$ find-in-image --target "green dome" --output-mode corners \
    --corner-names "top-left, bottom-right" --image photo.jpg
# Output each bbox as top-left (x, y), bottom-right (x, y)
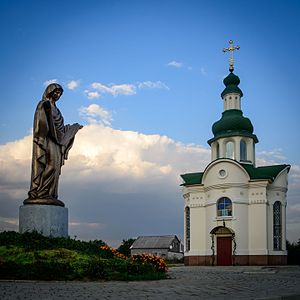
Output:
top-left (221, 72), bottom-right (243, 98)
top-left (211, 109), bottom-right (258, 143)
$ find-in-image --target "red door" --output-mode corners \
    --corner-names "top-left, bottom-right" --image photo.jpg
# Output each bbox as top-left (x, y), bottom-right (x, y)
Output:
top-left (217, 237), bottom-right (232, 266)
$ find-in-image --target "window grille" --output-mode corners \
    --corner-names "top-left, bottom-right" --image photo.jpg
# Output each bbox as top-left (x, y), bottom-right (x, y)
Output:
top-left (273, 201), bottom-right (282, 250)
top-left (185, 207), bottom-right (190, 251)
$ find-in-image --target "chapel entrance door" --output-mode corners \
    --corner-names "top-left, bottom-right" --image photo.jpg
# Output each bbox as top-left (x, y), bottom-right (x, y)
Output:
top-left (217, 236), bottom-right (232, 266)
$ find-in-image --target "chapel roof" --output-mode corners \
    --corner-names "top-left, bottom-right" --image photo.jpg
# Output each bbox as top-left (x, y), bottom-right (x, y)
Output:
top-left (208, 109), bottom-right (258, 145)
top-left (180, 162), bottom-right (290, 186)
top-left (221, 71), bottom-right (243, 98)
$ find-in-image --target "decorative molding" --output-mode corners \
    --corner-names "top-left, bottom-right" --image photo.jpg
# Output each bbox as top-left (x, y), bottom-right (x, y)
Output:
top-left (183, 193), bottom-right (190, 199)
top-left (204, 183), bottom-right (249, 191)
top-left (214, 216), bottom-right (236, 221)
top-left (190, 203), bottom-right (205, 208)
top-left (249, 199), bottom-right (267, 204)
top-left (267, 186), bottom-right (288, 193)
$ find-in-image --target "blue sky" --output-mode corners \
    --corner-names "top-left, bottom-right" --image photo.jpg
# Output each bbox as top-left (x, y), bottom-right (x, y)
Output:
top-left (0, 0), bottom-right (299, 245)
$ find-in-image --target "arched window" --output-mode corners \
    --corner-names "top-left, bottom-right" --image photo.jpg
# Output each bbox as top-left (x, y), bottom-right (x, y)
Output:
top-left (225, 141), bottom-right (234, 159)
top-left (216, 143), bottom-right (220, 159)
top-left (240, 140), bottom-right (247, 161)
top-left (217, 197), bottom-right (232, 217)
top-left (185, 207), bottom-right (190, 251)
top-left (273, 201), bottom-right (282, 250)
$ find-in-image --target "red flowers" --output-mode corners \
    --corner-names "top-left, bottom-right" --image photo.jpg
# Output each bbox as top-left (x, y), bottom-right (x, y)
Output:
top-left (98, 245), bottom-right (167, 272)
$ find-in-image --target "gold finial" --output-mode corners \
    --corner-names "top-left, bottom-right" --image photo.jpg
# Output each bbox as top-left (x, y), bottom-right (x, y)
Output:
top-left (223, 40), bottom-right (240, 72)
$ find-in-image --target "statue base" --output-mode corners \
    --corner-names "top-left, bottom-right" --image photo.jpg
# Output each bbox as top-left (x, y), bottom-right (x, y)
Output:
top-left (19, 204), bottom-right (68, 237)
top-left (23, 198), bottom-right (65, 207)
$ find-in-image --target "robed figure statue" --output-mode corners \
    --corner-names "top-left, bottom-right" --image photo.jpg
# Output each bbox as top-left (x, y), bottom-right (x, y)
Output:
top-left (24, 83), bottom-right (82, 207)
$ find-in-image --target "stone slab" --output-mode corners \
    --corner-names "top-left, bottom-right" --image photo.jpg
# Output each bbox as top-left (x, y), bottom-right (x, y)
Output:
top-left (1, 266), bottom-right (300, 299)
top-left (19, 204), bottom-right (68, 237)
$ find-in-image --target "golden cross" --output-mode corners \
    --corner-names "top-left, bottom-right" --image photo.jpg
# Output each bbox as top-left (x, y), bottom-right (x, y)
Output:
top-left (223, 40), bottom-right (240, 72)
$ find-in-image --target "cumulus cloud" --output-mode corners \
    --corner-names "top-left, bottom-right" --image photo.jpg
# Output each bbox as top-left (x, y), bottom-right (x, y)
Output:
top-left (137, 81), bottom-right (169, 90)
top-left (0, 125), bottom-right (210, 245)
top-left (257, 149), bottom-right (288, 164)
top-left (0, 127), bottom-right (299, 245)
top-left (67, 80), bottom-right (80, 90)
top-left (79, 104), bottom-right (112, 126)
top-left (167, 61), bottom-right (183, 68)
top-left (84, 81), bottom-right (169, 99)
top-left (91, 82), bottom-right (136, 97)
top-left (84, 90), bottom-right (101, 99)
top-left (43, 79), bottom-right (58, 86)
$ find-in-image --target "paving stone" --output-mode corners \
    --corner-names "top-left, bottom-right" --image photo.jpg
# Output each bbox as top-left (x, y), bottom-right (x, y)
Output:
top-left (0, 266), bottom-right (300, 299)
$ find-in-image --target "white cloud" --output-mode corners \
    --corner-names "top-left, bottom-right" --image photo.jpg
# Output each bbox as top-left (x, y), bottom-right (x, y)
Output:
top-left (0, 127), bottom-right (299, 244)
top-left (84, 90), bottom-right (101, 99)
top-left (137, 81), bottom-right (169, 90)
top-left (167, 61), bottom-right (183, 68)
top-left (257, 149), bottom-right (288, 166)
top-left (67, 80), bottom-right (80, 90)
top-left (200, 67), bottom-right (207, 76)
top-left (43, 79), bottom-right (58, 86)
top-left (0, 125), bottom-right (210, 244)
top-left (91, 82), bottom-right (136, 97)
top-left (79, 104), bottom-right (112, 126)
top-left (84, 81), bottom-right (169, 99)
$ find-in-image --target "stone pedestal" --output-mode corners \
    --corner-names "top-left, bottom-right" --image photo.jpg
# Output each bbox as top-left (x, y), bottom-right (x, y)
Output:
top-left (19, 204), bottom-right (68, 237)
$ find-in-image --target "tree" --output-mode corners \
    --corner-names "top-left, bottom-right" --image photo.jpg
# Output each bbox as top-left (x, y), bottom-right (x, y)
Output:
top-left (287, 239), bottom-right (300, 265)
top-left (117, 238), bottom-right (136, 257)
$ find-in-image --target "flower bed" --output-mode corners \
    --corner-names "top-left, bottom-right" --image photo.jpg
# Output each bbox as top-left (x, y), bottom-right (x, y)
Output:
top-left (0, 231), bottom-right (167, 281)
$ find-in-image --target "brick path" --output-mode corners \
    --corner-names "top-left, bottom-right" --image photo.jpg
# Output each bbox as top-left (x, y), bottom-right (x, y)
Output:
top-left (1, 265), bottom-right (300, 299)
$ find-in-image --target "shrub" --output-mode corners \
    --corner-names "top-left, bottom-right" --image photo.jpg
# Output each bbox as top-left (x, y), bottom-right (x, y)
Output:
top-left (86, 257), bottom-right (108, 279)
top-left (287, 240), bottom-right (300, 265)
top-left (117, 238), bottom-right (136, 257)
top-left (0, 231), bottom-right (105, 255)
top-left (0, 259), bottom-right (74, 280)
top-left (131, 254), bottom-right (167, 273)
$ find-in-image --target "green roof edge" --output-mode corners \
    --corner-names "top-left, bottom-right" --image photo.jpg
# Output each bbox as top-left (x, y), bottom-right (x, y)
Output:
top-left (207, 131), bottom-right (259, 145)
top-left (180, 160), bottom-right (290, 186)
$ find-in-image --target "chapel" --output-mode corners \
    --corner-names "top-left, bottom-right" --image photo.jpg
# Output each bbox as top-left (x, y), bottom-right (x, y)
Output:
top-left (180, 41), bottom-right (290, 266)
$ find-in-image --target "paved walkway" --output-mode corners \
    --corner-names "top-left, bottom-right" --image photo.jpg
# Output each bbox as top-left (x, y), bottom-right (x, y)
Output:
top-left (1, 265), bottom-right (300, 299)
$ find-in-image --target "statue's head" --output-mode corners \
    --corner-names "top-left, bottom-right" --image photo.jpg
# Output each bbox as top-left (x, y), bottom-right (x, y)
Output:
top-left (43, 83), bottom-right (64, 101)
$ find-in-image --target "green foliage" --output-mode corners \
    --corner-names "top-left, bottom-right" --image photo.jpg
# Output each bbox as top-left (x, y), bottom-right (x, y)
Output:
top-left (86, 257), bottom-right (108, 279)
top-left (287, 240), bottom-right (300, 265)
top-left (0, 259), bottom-right (74, 280)
top-left (0, 231), bottom-right (167, 281)
top-left (0, 230), bottom-right (105, 254)
top-left (117, 238), bottom-right (136, 257)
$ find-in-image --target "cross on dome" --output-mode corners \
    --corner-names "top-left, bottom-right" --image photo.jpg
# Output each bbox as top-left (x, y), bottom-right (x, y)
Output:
top-left (223, 40), bottom-right (240, 72)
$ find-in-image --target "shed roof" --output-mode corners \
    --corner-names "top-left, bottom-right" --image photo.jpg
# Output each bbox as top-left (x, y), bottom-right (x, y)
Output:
top-left (131, 235), bottom-right (179, 249)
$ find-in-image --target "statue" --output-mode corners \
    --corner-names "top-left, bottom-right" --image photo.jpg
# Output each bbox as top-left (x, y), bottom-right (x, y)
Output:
top-left (24, 83), bottom-right (83, 207)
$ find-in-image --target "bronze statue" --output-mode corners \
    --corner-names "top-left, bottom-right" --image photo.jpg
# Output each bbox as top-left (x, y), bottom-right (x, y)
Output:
top-left (24, 83), bottom-right (83, 207)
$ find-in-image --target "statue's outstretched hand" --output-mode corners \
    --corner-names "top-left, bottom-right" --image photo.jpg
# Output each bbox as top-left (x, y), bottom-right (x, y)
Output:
top-left (73, 123), bottom-right (83, 129)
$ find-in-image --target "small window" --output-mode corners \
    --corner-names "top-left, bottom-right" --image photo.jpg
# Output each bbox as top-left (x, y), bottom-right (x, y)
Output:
top-left (273, 201), bottom-right (282, 250)
top-left (219, 169), bottom-right (226, 178)
top-left (225, 141), bottom-right (234, 159)
top-left (185, 207), bottom-right (190, 251)
top-left (216, 143), bottom-right (220, 159)
top-left (240, 140), bottom-right (247, 161)
top-left (217, 197), bottom-right (232, 217)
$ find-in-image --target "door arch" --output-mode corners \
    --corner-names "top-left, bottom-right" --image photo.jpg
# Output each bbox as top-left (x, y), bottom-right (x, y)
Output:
top-left (210, 226), bottom-right (236, 266)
